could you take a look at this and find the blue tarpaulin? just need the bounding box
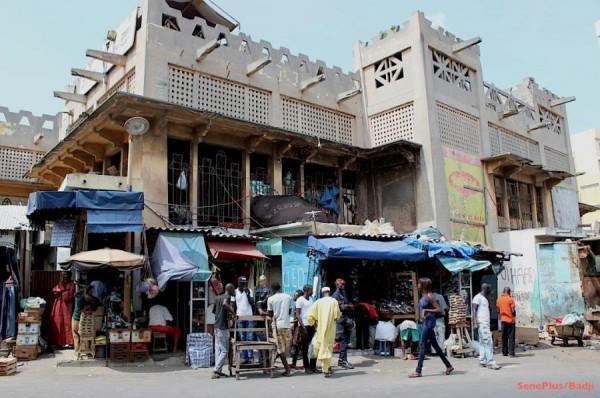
[308,236,427,262]
[151,232,210,289]
[27,191,144,217]
[404,237,479,258]
[436,255,491,274]
[87,209,143,233]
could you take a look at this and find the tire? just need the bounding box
[562,338,568,347]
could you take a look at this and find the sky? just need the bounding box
[0,0,599,134]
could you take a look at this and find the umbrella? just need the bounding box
[61,248,145,271]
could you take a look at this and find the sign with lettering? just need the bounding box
[282,237,312,295]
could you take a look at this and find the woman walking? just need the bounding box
[409,278,454,378]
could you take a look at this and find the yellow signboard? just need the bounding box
[443,147,486,243]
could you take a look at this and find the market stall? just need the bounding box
[308,236,426,322]
[60,248,147,364]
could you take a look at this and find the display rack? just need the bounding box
[189,279,208,333]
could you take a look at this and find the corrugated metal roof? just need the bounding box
[0,205,31,230]
[314,232,404,241]
[147,226,266,241]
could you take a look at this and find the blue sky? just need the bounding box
[1,1,598,133]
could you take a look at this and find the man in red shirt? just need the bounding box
[496,287,516,357]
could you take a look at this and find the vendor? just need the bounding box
[148,302,181,352]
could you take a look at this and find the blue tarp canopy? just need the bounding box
[436,255,491,274]
[27,191,144,233]
[308,236,427,262]
[27,190,144,216]
[151,232,211,289]
[87,209,143,233]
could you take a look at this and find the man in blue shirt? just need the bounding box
[332,278,354,369]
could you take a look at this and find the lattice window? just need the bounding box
[248,88,270,125]
[282,98,300,132]
[168,66,196,108]
[0,146,43,181]
[369,102,414,146]
[544,146,570,172]
[432,49,473,92]
[281,96,354,145]
[488,123,541,163]
[538,106,563,135]
[374,52,404,88]
[198,75,246,119]
[437,103,480,154]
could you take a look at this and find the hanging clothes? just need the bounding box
[319,185,340,215]
[0,247,18,340]
[176,170,188,191]
[49,280,76,346]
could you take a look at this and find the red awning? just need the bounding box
[207,241,268,260]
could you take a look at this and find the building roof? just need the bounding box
[0,205,31,231]
[147,226,266,241]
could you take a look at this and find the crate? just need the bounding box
[130,343,149,353]
[15,345,38,360]
[79,312,96,337]
[17,334,39,346]
[110,342,130,363]
[0,357,17,376]
[18,312,39,323]
[131,329,151,343]
[109,329,131,343]
[18,322,41,335]
[24,308,44,321]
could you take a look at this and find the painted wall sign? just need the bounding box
[442,147,486,243]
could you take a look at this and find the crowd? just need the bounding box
[210,275,518,380]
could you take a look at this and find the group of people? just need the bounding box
[409,279,517,377]
[211,276,357,379]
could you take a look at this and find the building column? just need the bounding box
[191,135,199,226]
[271,143,283,194]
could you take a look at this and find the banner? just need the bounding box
[282,237,311,295]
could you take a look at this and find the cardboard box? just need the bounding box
[516,327,539,345]
[131,329,151,343]
[18,312,39,323]
[109,329,131,343]
[23,308,43,322]
[18,322,41,335]
[15,345,38,360]
[17,333,39,346]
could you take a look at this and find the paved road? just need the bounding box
[3,343,599,398]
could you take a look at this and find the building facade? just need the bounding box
[572,128,600,231]
[29,1,579,243]
[0,106,59,204]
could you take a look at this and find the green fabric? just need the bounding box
[401,328,419,342]
[72,292,84,321]
[256,237,282,256]
[436,255,491,274]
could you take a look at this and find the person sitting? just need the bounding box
[149,303,181,352]
[398,320,420,360]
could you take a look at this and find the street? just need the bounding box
[3,343,598,398]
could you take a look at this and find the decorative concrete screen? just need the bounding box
[431,49,473,93]
[436,102,480,155]
[168,65,271,126]
[488,123,541,163]
[544,146,570,172]
[0,146,44,181]
[281,96,354,145]
[538,107,563,135]
[369,102,414,146]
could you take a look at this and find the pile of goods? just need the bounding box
[448,295,467,325]
[15,298,46,361]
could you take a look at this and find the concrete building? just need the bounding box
[572,128,600,231]
[28,0,579,244]
[0,107,59,204]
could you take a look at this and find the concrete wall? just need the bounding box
[0,106,59,152]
